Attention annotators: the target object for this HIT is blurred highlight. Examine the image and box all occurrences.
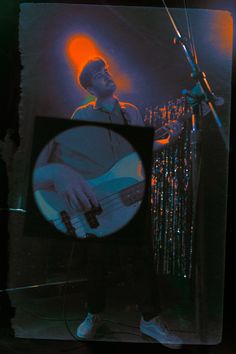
[66,34,132,93]
[210,11,233,56]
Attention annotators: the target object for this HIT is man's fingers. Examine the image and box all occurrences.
[167,121,183,136]
[64,191,83,211]
[74,189,93,211]
[69,193,84,211]
[83,183,99,208]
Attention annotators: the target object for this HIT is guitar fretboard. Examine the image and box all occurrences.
[149,96,224,141]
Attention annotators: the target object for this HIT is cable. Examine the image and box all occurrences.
[94,331,145,339]
[103,317,139,330]
[0,208,26,213]
[183,0,198,65]
[52,180,144,224]
[0,279,86,293]
[183,0,194,55]
[62,239,80,341]
[161,0,181,38]
[15,305,84,322]
[1,202,169,339]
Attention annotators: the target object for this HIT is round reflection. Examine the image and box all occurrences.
[33,125,145,239]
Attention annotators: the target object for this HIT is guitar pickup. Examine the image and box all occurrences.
[60,211,76,238]
[92,204,103,215]
[84,205,103,228]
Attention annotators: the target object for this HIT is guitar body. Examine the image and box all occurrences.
[34,153,145,239]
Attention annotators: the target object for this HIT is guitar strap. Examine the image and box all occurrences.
[120,107,129,126]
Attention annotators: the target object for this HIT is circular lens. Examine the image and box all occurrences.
[33,125,146,239]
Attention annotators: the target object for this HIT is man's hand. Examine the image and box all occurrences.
[34,163,99,212]
[153,120,184,152]
[164,120,184,143]
[52,165,99,212]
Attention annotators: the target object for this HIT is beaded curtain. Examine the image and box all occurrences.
[144,97,193,278]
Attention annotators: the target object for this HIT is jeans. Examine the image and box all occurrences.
[86,240,161,320]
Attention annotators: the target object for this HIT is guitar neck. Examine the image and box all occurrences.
[154,96,224,140]
[154,110,192,140]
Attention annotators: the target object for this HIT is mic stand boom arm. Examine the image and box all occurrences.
[166,10,227,148]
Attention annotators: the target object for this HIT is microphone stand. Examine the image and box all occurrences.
[161,5,228,343]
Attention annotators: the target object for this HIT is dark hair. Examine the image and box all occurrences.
[78,57,107,90]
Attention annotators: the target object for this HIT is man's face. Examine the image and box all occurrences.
[89,66,116,98]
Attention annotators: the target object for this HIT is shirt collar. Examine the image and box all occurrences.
[94,97,120,113]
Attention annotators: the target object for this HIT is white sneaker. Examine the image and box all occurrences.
[76,312,103,339]
[140,316,183,349]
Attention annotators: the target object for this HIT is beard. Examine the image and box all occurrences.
[99,83,116,98]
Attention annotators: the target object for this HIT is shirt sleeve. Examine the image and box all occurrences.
[35,139,55,168]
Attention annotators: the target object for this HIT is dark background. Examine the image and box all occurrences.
[1,0,235,353]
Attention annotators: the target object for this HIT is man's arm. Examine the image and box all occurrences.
[34,108,99,211]
[134,106,176,152]
[34,162,63,191]
[34,155,99,211]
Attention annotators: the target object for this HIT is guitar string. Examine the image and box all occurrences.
[54,199,144,237]
[54,202,140,235]
[71,193,144,226]
[53,186,145,233]
[51,181,145,224]
[51,182,147,232]
[54,192,142,227]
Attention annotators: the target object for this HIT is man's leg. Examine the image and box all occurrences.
[131,244,161,319]
[76,241,108,339]
[131,244,183,348]
[86,241,108,314]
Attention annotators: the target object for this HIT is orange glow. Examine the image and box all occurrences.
[66,34,132,92]
[210,11,233,56]
[151,178,156,186]
[137,161,145,178]
[155,137,169,145]
[66,34,104,72]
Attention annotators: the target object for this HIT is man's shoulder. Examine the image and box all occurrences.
[119,101,139,112]
[71,101,95,120]
[119,101,144,126]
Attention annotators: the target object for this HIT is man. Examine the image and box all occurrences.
[72,57,184,347]
[34,57,183,348]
